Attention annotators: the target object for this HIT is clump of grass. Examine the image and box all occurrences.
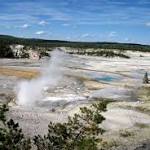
[133,105,150,114]
[119,130,134,137]
[135,123,149,128]
[92,97,115,103]
[138,87,150,101]
[100,139,119,149]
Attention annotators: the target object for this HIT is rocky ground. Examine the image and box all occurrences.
[0,51,150,149]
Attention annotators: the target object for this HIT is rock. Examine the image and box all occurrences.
[28,50,40,60]
[10,44,25,58]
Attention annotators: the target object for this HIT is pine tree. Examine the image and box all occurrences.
[34,101,108,150]
[143,72,149,84]
[0,104,31,150]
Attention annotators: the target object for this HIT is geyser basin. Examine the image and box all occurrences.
[37,94,87,109]
[16,49,88,108]
[43,94,86,102]
[90,87,138,101]
[16,50,70,107]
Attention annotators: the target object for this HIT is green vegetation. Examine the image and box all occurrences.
[0,43,14,58]
[0,35,150,51]
[0,104,31,150]
[143,72,149,84]
[0,101,108,150]
[100,139,119,150]
[119,130,134,137]
[75,50,130,58]
[0,34,150,58]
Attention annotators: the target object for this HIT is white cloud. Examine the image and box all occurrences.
[81,33,89,38]
[62,23,70,26]
[145,22,150,26]
[108,31,117,37]
[21,24,30,28]
[35,31,45,35]
[124,38,131,42]
[39,20,47,25]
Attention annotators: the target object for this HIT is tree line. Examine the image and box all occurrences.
[0,34,150,58]
[0,35,150,51]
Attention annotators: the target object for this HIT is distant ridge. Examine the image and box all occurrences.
[0,34,150,51]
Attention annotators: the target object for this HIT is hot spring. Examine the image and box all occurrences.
[15,50,88,108]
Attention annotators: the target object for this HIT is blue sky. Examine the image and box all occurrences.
[0,0,150,44]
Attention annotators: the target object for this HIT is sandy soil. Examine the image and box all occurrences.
[0,67,39,79]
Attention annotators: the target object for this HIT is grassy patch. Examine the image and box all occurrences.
[119,130,134,137]
[137,87,150,101]
[100,139,119,150]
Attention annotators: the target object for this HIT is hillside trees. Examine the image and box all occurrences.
[0,35,150,52]
[0,43,14,58]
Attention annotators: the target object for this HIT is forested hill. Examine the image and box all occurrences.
[0,34,150,52]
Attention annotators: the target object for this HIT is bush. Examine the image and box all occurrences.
[0,101,108,150]
[34,101,108,150]
[0,104,31,150]
[119,130,134,137]
[0,44,14,58]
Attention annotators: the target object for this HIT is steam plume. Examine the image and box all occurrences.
[16,50,67,106]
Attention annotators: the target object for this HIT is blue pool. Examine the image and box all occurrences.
[87,72,122,82]
[95,76,118,82]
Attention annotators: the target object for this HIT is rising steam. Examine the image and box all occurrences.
[16,50,68,106]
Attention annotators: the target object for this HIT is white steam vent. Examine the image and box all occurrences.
[16,49,68,106]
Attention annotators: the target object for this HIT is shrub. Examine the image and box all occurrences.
[143,72,149,84]
[0,104,31,150]
[0,101,108,150]
[119,130,134,137]
[34,101,108,150]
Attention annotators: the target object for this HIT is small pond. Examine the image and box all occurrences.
[87,72,122,82]
[95,76,119,82]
